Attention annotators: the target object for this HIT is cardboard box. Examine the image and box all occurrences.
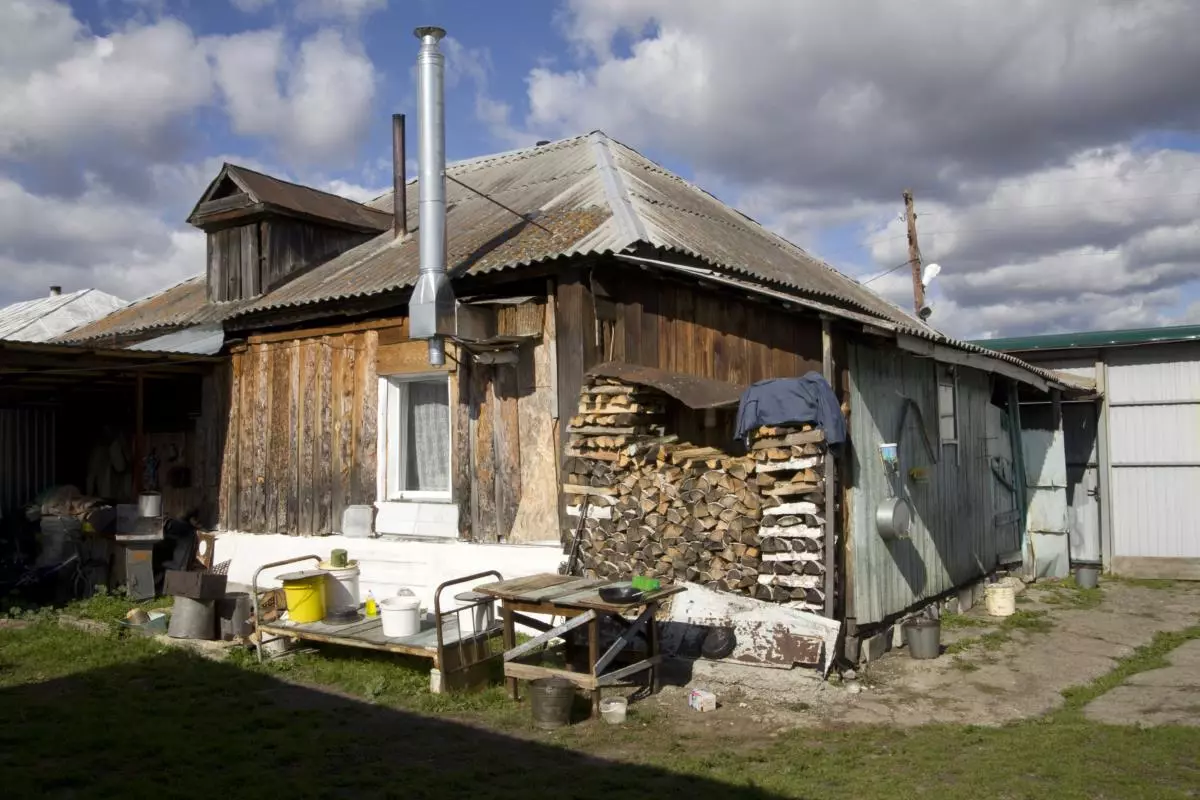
[688,689,717,712]
[163,570,227,600]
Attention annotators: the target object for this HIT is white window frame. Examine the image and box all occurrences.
[380,372,452,503]
[937,363,959,446]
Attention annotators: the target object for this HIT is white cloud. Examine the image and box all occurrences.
[521,0,1200,336]
[230,0,387,22]
[319,178,388,204]
[0,8,213,159]
[0,174,205,304]
[208,27,377,164]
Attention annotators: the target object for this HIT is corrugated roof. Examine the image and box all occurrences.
[190,163,392,232]
[126,323,225,355]
[58,276,257,343]
[0,289,127,342]
[62,132,1058,388]
[973,324,1200,353]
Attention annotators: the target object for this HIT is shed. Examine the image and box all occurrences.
[979,325,1200,581]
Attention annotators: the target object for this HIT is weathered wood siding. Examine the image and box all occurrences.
[220,304,558,541]
[207,219,374,302]
[603,272,823,386]
[219,328,380,535]
[262,219,375,294]
[846,343,1000,626]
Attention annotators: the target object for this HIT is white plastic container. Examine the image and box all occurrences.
[321,562,361,617]
[600,697,628,725]
[342,505,375,538]
[138,492,162,518]
[380,595,422,638]
[985,582,1016,617]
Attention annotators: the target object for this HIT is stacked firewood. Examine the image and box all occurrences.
[564,376,829,612]
[750,426,828,612]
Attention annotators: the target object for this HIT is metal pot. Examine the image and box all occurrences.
[875,496,912,539]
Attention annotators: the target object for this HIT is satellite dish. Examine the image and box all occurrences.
[922,262,942,287]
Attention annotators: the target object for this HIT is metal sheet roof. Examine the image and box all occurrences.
[973,324,1200,353]
[587,362,744,409]
[126,323,225,355]
[0,289,127,342]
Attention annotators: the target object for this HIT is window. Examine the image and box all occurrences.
[382,374,451,500]
[937,364,958,444]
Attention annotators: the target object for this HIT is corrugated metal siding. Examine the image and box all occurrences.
[847,344,1005,626]
[1107,342,1200,560]
[0,408,56,512]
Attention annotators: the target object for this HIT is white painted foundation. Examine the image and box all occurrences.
[213,531,563,616]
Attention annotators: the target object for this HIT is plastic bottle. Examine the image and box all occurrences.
[364,591,378,617]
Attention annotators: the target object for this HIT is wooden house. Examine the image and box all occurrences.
[60,131,1076,654]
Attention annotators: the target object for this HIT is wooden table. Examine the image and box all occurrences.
[474,574,685,716]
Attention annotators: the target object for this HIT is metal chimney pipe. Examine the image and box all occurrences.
[409,25,454,367]
[392,114,407,239]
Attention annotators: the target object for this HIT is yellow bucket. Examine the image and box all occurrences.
[279,570,328,623]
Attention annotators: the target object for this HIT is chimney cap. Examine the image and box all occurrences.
[414,26,446,40]
[49,285,62,296]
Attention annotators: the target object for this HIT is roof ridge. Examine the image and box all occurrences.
[589,131,647,246]
[225,163,389,214]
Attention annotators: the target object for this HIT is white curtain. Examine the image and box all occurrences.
[405,380,449,491]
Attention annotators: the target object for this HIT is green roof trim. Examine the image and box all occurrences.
[971,324,1200,353]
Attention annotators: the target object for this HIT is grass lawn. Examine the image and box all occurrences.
[2,607,1199,799]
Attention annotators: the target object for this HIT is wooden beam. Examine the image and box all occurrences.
[503,609,595,662]
[248,317,407,345]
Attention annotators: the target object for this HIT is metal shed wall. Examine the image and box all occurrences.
[0,408,56,513]
[847,344,1008,626]
[1106,342,1200,571]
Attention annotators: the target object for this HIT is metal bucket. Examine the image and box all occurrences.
[529,677,575,729]
[1074,565,1100,590]
[217,592,252,640]
[904,618,941,660]
[168,596,216,640]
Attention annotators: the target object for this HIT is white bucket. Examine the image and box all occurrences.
[380,595,422,638]
[138,492,162,518]
[321,562,360,616]
[600,697,628,725]
[985,583,1016,617]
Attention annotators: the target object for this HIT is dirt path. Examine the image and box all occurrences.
[656,581,1200,730]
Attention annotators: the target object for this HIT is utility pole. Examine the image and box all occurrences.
[903,189,924,315]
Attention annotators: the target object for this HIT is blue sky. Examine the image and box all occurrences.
[3,1,1199,338]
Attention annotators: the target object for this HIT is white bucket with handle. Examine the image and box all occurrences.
[985,582,1016,617]
[380,595,421,638]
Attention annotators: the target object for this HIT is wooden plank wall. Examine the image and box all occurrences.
[207,219,374,302]
[219,328,380,535]
[263,219,375,294]
[607,273,824,384]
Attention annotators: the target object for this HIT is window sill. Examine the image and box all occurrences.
[375,499,459,538]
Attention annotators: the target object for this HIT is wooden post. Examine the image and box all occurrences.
[588,613,601,717]
[501,603,518,700]
[904,190,924,315]
[648,602,661,693]
[133,373,144,496]
[821,318,836,619]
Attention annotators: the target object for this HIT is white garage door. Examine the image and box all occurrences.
[1107,343,1200,576]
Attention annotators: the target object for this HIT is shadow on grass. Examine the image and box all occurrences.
[0,635,786,800]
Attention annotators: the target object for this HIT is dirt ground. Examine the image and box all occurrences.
[645,579,1200,729]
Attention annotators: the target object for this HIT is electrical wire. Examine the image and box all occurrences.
[861,257,915,285]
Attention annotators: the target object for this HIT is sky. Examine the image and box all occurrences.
[3,0,1199,339]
